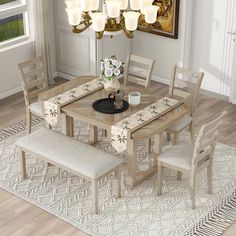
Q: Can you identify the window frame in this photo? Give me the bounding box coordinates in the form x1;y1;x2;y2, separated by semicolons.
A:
0;0;29;49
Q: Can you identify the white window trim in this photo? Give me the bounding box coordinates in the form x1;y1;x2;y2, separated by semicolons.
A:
0;0;29;49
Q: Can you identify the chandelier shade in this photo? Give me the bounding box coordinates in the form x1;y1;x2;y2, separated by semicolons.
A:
65;0;160;39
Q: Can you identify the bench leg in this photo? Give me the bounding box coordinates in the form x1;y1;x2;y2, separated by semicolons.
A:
20;150;26;179
91;179;98;214
116;166;121;198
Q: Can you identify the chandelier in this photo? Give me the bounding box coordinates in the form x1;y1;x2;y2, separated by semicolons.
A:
65;0;159;39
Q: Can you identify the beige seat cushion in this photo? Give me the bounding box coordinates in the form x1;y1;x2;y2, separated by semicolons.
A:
168;114;192;132
158;142;193;171
16;128;122;179
29;101;43;117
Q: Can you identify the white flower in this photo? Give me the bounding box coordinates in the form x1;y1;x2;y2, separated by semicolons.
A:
114;68;120;76
109;64;114;70
117;61;122;68
112;59;119;67
104;68;113;77
104;58;109;63
104;62;111;69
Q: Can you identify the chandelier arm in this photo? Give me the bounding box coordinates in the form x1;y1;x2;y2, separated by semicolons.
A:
96;31;104;39
120;18;134;39
72;21;92;34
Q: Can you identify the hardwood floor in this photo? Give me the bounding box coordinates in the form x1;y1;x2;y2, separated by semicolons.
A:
0;79;235;235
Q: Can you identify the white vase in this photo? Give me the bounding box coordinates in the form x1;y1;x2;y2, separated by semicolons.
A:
103;77;120;94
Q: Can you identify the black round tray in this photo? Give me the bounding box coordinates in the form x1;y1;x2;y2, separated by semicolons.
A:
92;98;129;114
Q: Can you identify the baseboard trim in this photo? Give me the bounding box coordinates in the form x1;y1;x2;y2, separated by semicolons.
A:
0;86;22;100
57;72;76;80
229;98;236;105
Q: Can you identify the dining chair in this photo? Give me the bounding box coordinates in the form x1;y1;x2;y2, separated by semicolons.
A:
156;111;226;209
123;54;155;152
124;54;155;89
17;56;49;133
167;65;204;145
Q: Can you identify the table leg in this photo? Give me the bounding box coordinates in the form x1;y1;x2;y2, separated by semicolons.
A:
126;139;137;188
62;114;74;137
89;125;98;144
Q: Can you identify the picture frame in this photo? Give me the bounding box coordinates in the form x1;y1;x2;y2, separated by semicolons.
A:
138;0;180;39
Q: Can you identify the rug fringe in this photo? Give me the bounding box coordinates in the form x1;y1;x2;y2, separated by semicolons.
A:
0;117;42;142
185;190;236;236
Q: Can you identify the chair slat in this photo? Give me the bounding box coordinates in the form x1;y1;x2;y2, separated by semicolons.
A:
124;54;154;89
26;78;46;90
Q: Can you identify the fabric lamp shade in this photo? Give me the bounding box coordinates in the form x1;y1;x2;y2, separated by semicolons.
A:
144;5;159;24
65;8;81;25
106;0;121;18
123;11;140;31
91;13;107;32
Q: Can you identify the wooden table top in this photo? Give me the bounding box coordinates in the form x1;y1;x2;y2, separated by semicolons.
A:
39;76;189;140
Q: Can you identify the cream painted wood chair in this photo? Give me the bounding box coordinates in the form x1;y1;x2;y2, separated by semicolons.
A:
17;56;48;133
157;111;226;209
167;65;204;145
124;54;155;89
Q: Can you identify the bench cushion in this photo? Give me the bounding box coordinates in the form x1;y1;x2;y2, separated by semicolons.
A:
16;128;122;179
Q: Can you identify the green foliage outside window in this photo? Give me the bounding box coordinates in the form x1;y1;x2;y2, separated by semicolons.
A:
0;0;17;5
0;14;24;42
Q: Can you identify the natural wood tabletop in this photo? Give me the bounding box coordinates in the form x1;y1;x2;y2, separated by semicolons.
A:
39;76;190;188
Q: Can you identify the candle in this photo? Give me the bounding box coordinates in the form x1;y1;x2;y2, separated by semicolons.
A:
91;13;107;31
106;0;121;18
144;5;159;24
123;11;140;31
65;7;81;25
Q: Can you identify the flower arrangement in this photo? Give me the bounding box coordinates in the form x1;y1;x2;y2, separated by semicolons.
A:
101;56;125;81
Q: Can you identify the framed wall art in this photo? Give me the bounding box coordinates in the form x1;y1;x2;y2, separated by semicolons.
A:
138;0;180;39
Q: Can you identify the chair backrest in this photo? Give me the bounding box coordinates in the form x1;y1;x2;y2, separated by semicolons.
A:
17;56;48;106
192;111;226;168
169;65;204;115
124;54;154;89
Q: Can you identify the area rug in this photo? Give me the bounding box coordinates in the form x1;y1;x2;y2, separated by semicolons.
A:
0;119;236;236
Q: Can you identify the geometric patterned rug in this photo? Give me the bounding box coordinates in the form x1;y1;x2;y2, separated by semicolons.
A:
0;118;235;236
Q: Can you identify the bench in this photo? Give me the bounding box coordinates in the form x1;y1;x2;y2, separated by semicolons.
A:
16;128;122;214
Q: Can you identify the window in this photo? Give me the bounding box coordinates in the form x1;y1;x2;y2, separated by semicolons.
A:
0;0;29;48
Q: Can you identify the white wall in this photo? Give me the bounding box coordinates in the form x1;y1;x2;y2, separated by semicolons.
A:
131;0;189;83
190;0;236;97
0;42;34;99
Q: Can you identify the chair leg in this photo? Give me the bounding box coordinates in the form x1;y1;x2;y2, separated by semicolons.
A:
145;138;151;153
190;174;196;209
167;132;171;142
91;179;98;214
157;163;162;196
177;171;182;181
171;132;179;146
116;166;121;198
189;122;194;144
207;162;213;194
26;110;32;134
20;150;26;179
101;129;107;137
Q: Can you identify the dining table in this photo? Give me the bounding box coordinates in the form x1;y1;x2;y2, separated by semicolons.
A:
39;76;190;188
